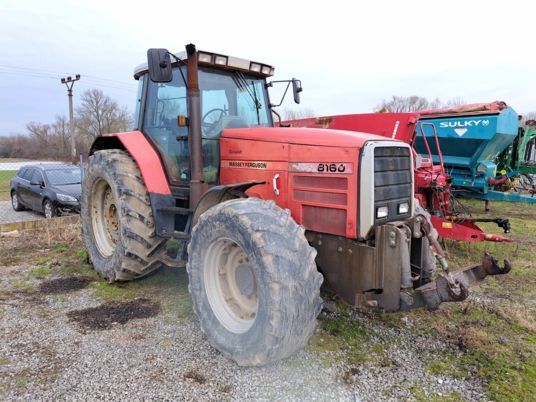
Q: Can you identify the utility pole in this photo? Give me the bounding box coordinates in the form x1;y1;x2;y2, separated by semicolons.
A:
60;74;81;162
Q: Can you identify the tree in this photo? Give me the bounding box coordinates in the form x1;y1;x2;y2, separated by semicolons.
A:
445;97;466;107
375;96;470;112
51;115;70;160
282;108;316;120
76;89;132;139
26;121;52;147
375;96;428;113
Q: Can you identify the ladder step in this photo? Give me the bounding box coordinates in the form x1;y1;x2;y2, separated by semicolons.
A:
172;231;190;240
157;206;192;215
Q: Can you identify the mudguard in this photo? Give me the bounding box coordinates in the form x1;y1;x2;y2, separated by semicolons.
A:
89;132;175;237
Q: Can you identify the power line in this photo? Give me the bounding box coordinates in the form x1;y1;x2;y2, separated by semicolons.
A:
0;65;137;92
0;64;134;86
0;69;136;92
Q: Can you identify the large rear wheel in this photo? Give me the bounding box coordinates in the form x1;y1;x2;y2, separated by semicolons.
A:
82;149;167;281
187;198;323;366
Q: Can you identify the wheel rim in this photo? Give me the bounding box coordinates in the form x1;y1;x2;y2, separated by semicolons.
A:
204;238;258;334
44;202;53;218
11;193;18;209
90;179;119;257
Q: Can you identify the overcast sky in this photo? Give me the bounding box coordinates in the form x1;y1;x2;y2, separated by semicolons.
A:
1;0;535;135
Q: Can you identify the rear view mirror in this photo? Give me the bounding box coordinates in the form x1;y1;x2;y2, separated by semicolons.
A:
147;48;173;83
292;78;302;104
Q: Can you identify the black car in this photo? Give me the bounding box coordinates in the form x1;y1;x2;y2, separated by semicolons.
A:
10;164;82;218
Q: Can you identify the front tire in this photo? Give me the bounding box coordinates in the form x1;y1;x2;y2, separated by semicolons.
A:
81;149;167;282
187;198;323;366
43;199;58;219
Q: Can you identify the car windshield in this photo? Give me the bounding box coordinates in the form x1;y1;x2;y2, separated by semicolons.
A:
45;168;81;185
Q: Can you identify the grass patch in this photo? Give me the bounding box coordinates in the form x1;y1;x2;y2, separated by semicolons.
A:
0;170;16;201
411;385;464;402
308;302;386;365
90;267;192;320
28;267;52;278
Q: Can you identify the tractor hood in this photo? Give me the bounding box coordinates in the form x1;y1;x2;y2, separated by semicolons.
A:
222;127;394;148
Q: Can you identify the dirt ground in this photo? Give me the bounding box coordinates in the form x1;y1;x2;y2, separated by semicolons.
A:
0;199;534;401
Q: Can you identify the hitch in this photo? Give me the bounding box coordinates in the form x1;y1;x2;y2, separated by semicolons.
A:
453;217;511;234
400;253;511;311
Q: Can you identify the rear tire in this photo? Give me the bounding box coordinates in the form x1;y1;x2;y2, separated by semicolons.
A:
187;198;323;366
11;191;24;211
82;149;167;282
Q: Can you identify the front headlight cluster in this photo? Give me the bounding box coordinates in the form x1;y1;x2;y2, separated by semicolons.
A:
57;193;78;202
376;202;410;219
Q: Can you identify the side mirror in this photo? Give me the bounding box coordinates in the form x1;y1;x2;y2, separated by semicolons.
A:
147;48;173;83
292;78;302;104
30;179;42;186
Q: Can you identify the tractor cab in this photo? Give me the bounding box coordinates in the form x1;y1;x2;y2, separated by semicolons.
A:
133;49;300;186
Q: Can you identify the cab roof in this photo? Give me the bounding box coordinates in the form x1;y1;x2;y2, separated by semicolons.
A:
134;50;274;80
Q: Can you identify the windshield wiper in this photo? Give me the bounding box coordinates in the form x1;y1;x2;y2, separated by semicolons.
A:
251;80;261;125
232;72;261;125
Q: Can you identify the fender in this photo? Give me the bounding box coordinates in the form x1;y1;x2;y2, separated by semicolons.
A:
192;181;264;227
89;131;175;237
90;131;171;195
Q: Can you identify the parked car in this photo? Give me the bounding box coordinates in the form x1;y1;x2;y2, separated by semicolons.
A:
10;164;82;218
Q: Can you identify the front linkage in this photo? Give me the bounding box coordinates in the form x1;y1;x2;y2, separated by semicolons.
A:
401;252;511;311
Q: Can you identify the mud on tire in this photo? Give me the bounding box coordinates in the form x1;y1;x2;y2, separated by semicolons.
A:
82;149;167;282
187;198;323;366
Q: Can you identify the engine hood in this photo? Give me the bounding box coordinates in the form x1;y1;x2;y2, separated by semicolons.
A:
222;127;396;148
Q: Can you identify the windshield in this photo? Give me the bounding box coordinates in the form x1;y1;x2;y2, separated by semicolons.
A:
143;66;272;137
45;168;81;185
198;68;272;137
142;66;272;184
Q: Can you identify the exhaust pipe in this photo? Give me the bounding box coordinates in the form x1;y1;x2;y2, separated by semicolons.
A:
186;43;207;209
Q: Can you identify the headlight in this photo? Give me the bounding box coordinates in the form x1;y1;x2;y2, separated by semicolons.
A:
398;202;409;214
57;193;77;202
376;206;388;219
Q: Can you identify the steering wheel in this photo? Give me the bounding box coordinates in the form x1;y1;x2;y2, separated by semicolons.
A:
202;108;228;136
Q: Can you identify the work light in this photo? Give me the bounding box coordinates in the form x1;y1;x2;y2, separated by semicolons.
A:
214;55;228;66
198;52;212;63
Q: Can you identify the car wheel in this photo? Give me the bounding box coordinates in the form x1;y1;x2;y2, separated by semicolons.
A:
43;199;58;219
11;191;25;211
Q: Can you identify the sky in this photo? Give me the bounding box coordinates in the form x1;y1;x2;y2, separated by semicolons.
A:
0;0;535;135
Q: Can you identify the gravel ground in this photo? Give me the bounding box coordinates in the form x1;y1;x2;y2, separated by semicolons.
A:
0;260;487;401
0;201;43;224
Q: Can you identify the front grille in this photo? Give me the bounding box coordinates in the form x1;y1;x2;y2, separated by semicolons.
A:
374;147;412;222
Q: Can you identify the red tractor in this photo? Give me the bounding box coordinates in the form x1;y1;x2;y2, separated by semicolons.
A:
82;44;510;366
284;113;512;243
